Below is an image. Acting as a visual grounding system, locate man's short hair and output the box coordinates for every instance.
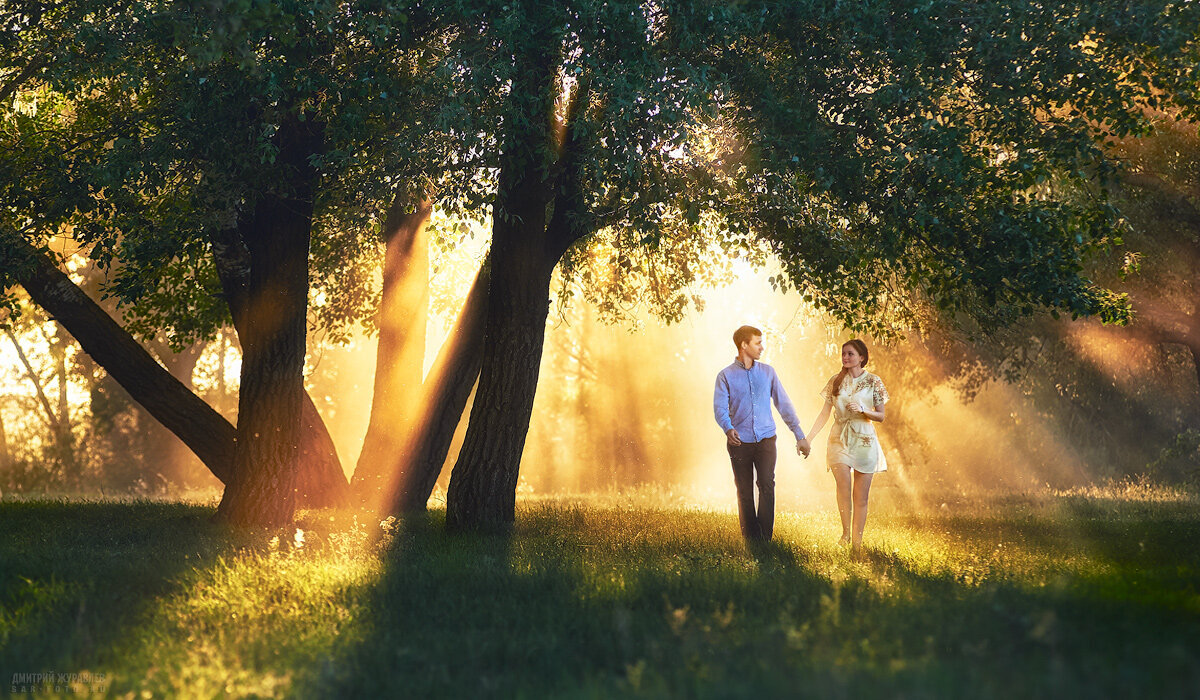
[733,325,762,349]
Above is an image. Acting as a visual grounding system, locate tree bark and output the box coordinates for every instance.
[291,390,348,507]
[444,60,592,530]
[445,230,554,529]
[10,243,237,482]
[12,241,346,502]
[444,130,562,529]
[389,260,489,513]
[352,195,432,499]
[215,117,322,527]
[211,203,349,508]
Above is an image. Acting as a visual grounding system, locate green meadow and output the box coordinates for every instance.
[2,487,1198,698]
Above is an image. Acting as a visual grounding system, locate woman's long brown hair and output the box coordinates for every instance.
[829,339,870,401]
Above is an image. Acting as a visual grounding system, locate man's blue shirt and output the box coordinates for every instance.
[714,359,806,444]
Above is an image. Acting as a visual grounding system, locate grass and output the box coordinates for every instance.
[1,487,1198,698]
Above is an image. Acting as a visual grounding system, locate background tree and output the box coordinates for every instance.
[0,0,493,524]
[2,309,78,483]
[1112,117,1200,387]
[870,113,1200,485]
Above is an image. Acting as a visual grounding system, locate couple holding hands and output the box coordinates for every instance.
[714,326,889,548]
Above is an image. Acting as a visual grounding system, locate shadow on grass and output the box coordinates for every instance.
[304,508,829,697]
[305,501,1200,699]
[842,544,1200,697]
[0,499,236,689]
[6,496,1195,697]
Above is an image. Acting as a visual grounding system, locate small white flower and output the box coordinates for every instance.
[293,528,306,549]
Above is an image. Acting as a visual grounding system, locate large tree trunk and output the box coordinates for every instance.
[389,260,489,513]
[293,392,350,507]
[9,245,237,482]
[12,241,344,505]
[444,57,591,530]
[351,196,432,499]
[444,123,562,527]
[211,204,350,509]
[445,234,553,529]
[215,118,321,527]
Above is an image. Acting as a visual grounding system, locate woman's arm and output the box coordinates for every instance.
[808,401,833,437]
[846,402,886,422]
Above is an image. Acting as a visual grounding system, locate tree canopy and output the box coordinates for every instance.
[660,0,1200,339]
[8,1,1197,341]
[4,0,1200,526]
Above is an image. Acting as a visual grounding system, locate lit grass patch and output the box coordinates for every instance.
[105,513,387,697]
[1,490,1198,697]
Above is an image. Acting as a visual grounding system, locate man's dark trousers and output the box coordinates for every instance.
[727,435,777,540]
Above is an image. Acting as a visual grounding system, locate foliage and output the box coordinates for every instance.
[854,114,1200,484]
[555,215,756,325]
[1105,114,1200,310]
[1147,429,1200,483]
[1,0,500,346]
[667,0,1200,338]
[11,1,1197,349]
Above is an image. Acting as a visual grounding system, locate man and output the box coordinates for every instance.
[714,325,810,540]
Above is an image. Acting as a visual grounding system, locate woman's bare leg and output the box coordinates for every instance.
[851,470,875,548]
[830,464,853,544]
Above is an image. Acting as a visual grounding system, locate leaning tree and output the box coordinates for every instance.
[436,0,1200,529]
[0,0,498,524]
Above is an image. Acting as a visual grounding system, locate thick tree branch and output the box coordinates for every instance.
[545,80,593,261]
[0,55,48,105]
[7,235,236,482]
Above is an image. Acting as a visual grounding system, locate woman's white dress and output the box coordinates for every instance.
[820,371,890,474]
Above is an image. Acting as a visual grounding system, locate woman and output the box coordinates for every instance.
[804,339,889,548]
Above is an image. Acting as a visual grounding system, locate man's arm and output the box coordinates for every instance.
[770,369,811,457]
[714,371,733,432]
[714,371,741,445]
[770,368,806,440]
